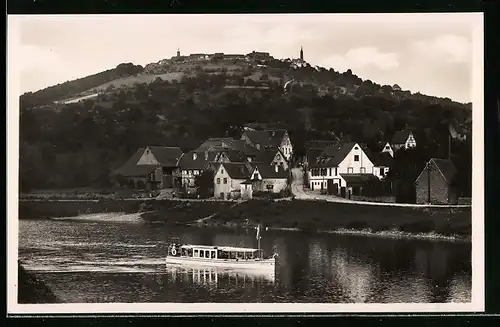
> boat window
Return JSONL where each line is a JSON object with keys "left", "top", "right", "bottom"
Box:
{"left": 194, "top": 249, "right": 199, "bottom": 257}
{"left": 205, "top": 250, "right": 210, "bottom": 258}
{"left": 211, "top": 251, "right": 216, "bottom": 259}
{"left": 230, "top": 252, "right": 236, "bottom": 259}
{"left": 237, "top": 252, "right": 244, "bottom": 258}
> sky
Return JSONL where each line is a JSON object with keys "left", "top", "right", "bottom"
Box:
{"left": 9, "top": 13, "right": 482, "bottom": 103}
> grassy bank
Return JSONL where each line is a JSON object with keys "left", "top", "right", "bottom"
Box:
{"left": 19, "top": 198, "right": 471, "bottom": 240}
{"left": 18, "top": 262, "right": 59, "bottom": 304}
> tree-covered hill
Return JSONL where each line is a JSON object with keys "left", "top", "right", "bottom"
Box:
{"left": 19, "top": 56, "right": 472, "bottom": 195}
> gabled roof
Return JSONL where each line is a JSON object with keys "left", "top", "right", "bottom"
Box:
{"left": 252, "top": 163, "right": 289, "bottom": 179}
{"left": 414, "top": 158, "right": 458, "bottom": 185}
{"left": 367, "top": 152, "right": 393, "bottom": 167}
{"left": 254, "top": 148, "right": 284, "bottom": 166}
{"left": 177, "top": 151, "right": 218, "bottom": 170}
{"left": 226, "top": 139, "right": 260, "bottom": 156}
{"left": 215, "top": 149, "right": 247, "bottom": 163}
{"left": 147, "top": 146, "right": 183, "bottom": 167}
{"left": 196, "top": 138, "right": 234, "bottom": 150}
{"left": 304, "top": 140, "right": 339, "bottom": 151}
{"left": 310, "top": 142, "right": 356, "bottom": 168}
{"left": 220, "top": 162, "right": 253, "bottom": 180}
{"left": 431, "top": 158, "right": 458, "bottom": 184}
{"left": 391, "top": 129, "right": 413, "bottom": 144}
{"left": 112, "top": 146, "right": 181, "bottom": 177}
{"left": 241, "top": 129, "right": 287, "bottom": 148}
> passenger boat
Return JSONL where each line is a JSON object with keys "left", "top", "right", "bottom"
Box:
{"left": 165, "top": 225, "right": 276, "bottom": 270}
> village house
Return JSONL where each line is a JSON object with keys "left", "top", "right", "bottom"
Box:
{"left": 240, "top": 129, "right": 293, "bottom": 161}
{"left": 303, "top": 140, "right": 339, "bottom": 169}
{"left": 213, "top": 162, "right": 253, "bottom": 200}
{"left": 246, "top": 163, "right": 289, "bottom": 194}
{"left": 307, "top": 142, "right": 391, "bottom": 196}
{"left": 391, "top": 129, "right": 417, "bottom": 151}
{"left": 414, "top": 158, "right": 458, "bottom": 205}
{"left": 112, "top": 146, "right": 183, "bottom": 190}
{"left": 175, "top": 150, "right": 218, "bottom": 190}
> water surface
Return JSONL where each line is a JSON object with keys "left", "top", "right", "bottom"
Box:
{"left": 18, "top": 213, "right": 471, "bottom": 303}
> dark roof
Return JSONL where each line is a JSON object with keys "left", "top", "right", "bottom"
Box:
{"left": 391, "top": 129, "right": 413, "bottom": 144}
{"left": 221, "top": 162, "right": 253, "bottom": 179}
{"left": 431, "top": 158, "right": 458, "bottom": 184}
{"left": 227, "top": 140, "right": 259, "bottom": 156}
{"left": 367, "top": 152, "right": 393, "bottom": 167}
{"left": 216, "top": 149, "right": 247, "bottom": 163}
{"left": 304, "top": 140, "right": 339, "bottom": 151}
{"left": 112, "top": 146, "right": 181, "bottom": 177}
{"left": 196, "top": 138, "right": 234, "bottom": 150}
{"left": 148, "top": 146, "right": 183, "bottom": 167}
{"left": 252, "top": 163, "right": 289, "bottom": 179}
{"left": 340, "top": 173, "right": 381, "bottom": 186}
{"left": 254, "top": 149, "right": 283, "bottom": 166}
{"left": 241, "top": 129, "right": 287, "bottom": 148}
{"left": 177, "top": 151, "right": 218, "bottom": 170}
{"left": 310, "top": 142, "right": 356, "bottom": 168}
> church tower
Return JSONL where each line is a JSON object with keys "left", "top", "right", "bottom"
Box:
{"left": 300, "top": 46, "right": 304, "bottom": 61}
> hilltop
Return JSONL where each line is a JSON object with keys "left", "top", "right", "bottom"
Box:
{"left": 19, "top": 50, "right": 472, "bottom": 192}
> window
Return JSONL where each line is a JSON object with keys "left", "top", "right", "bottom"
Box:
{"left": 354, "top": 155, "right": 359, "bottom": 162}
{"left": 329, "top": 168, "right": 332, "bottom": 176}
{"left": 277, "top": 154, "right": 281, "bottom": 159}
{"left": 360, "top": 167, "right": 366, "bottom": 173}
{"left": 348, "top": 167, "right": 354, "bottom": 173}
{"left": 379, "top": 169, "right": 384, "bottom": 176}
{"left": 223, "top": 178, "right": 228, "bottom": 184}
{"left": 385, "top": 145, "right": 390, "bottom": 149}
{"left": 220, "top": 168, "right": 224, "bottom": 174}
{"left": 205, "top": 250, "right": 210, "bottom": 258}
{"left": 182, "top": 170, "right": 187, "bottom": 175}
{"left": 220, "top": 192, "right": 224, "bottom": 199}
{"left": 253, "top": 173, "right": 259, "bottom": 180}
{"left": 211, "top": 251, "right": 216, "bottom": 259}
{"left": 194, "top": 170, "right": 199, "bottom": 175}
{"left": 335, "top": 167, "right": 338, "bottom": 176}
{"left": 354, "top": 146, "right": 359, "bottom": 150}
{"left": 194, "top": 249, "right": 199, "bottom": 257}
{"left": 217, "top": 178, "right": 221, "bottom": 184}
{"left": 188, "top": 170, "right": 192, "bottom": 175}
{"left": 266, "top": 184, "right": 274, "bottom": 190}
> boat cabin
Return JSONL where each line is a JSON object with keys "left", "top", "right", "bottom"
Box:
{"left": 173, "top": 244, "right": 263, "bottom": 260}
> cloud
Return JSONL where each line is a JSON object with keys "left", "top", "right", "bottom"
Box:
{"left": 411, "top": 34, "right": 471, "bottom": 64}
{"left": 318, "top": 47, "right": 400, "bottom": 73}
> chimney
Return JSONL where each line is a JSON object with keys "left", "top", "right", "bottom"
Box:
{"left": 193, "top": 153, "right": 197, "bottom": 160}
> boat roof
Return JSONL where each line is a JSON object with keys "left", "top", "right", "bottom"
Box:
{"left": 179, "top": 244, "right": 260, "bottom": 252}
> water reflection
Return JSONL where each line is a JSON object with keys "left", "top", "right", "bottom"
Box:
{"left": 18, "top": 219, "right": 471, "bottom": 303}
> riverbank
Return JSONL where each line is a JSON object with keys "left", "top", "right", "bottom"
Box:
{"left": 18, "top": 261, "right": 59, "bottom": 303}
{"left": 19, "top": 198, "right": 472, "bottom": 242}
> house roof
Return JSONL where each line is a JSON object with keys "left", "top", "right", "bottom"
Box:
{"left": 216, "top": 149, "right": 247, "bottom": 163}
{"left": 304, "top": 140, "right": 339, "bottom": 151}
{"left": 148, "top": 146, "right": 183, "bottom": 167}
{"left": 367, "top": 152, "right": 393, "bottom": 167}
{"left": 177, "top": 151, "right": 218, "bottom": 170}
{"left": 431, "top": 158, "right": 458, "bottom": 184}
{"left": 339, "top": 173, "right": 381, "bottom": 186}
{"left": 254, "top": 148, "right": 283, "bottom": 166}
{"left": 241, "top": 129, "right": 287, "bottom": 148}
{"left": 226, "top": 139, "right": 260, "bottom": 156}
{"left": 310, "top": 142, "right": 356, "bottom": 168}
{"left": 253, "top": 163, "right": 289, "bottom": 179}
{"left": 196, "top": 138, "right": 235, "bottom": 150}
{"left": 221, "top": 162, "right": 253, "bottom": 179}
{"left": 391, "top": 129, "right": 413, "bottom": 144}
{"left": 306, "top": 148, "right": 324, "bottom": 164}
{"left": 112, "top": 146, "right": 181, "bottom": 177}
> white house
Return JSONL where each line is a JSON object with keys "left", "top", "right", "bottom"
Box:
{"left": 381, "top": 142, "right": 394, "bottom": 157}
{"left": 213, "top": 162, "right": 253, "bottom": 200}
{"left": 247, "top": 163, "right": 289, "bottom": 194}
{"left": 307, "top": 142, "right": 390, "bottom": 191}
{"left": 391, "top": 129, "right": 417, "bottom": 151}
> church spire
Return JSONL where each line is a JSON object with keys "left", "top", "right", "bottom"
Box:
{"left": 300, "top": 46, "right": 304, "bottom": 61}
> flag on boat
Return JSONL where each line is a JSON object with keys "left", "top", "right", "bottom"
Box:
{"left": 256, "top": 224, "right": 261, "bottom": 240}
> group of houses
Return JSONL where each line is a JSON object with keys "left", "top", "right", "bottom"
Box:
{"left": 111, "top": 127, "right": 293, "bottom": 200}
{"left": 112, "top": 126, "right": 463, "bottom": 205}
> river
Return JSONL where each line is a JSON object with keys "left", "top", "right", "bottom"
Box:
{"left": 18, "top": 213, "right": 471, "bottom": 303}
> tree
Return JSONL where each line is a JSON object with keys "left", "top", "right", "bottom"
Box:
{"left": 194, "top": 170, "right": 215, "bottom": 197}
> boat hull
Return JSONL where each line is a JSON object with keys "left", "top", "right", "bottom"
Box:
{"left": 165, "top": 256, "right": 276, "bottom": 270}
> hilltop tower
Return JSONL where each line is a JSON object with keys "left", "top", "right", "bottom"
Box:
{"left": 300, "top": 46, "right": 304, "bottom": 61}
{"left": 177, "top": 47, "right": 180, "bottom": 57}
